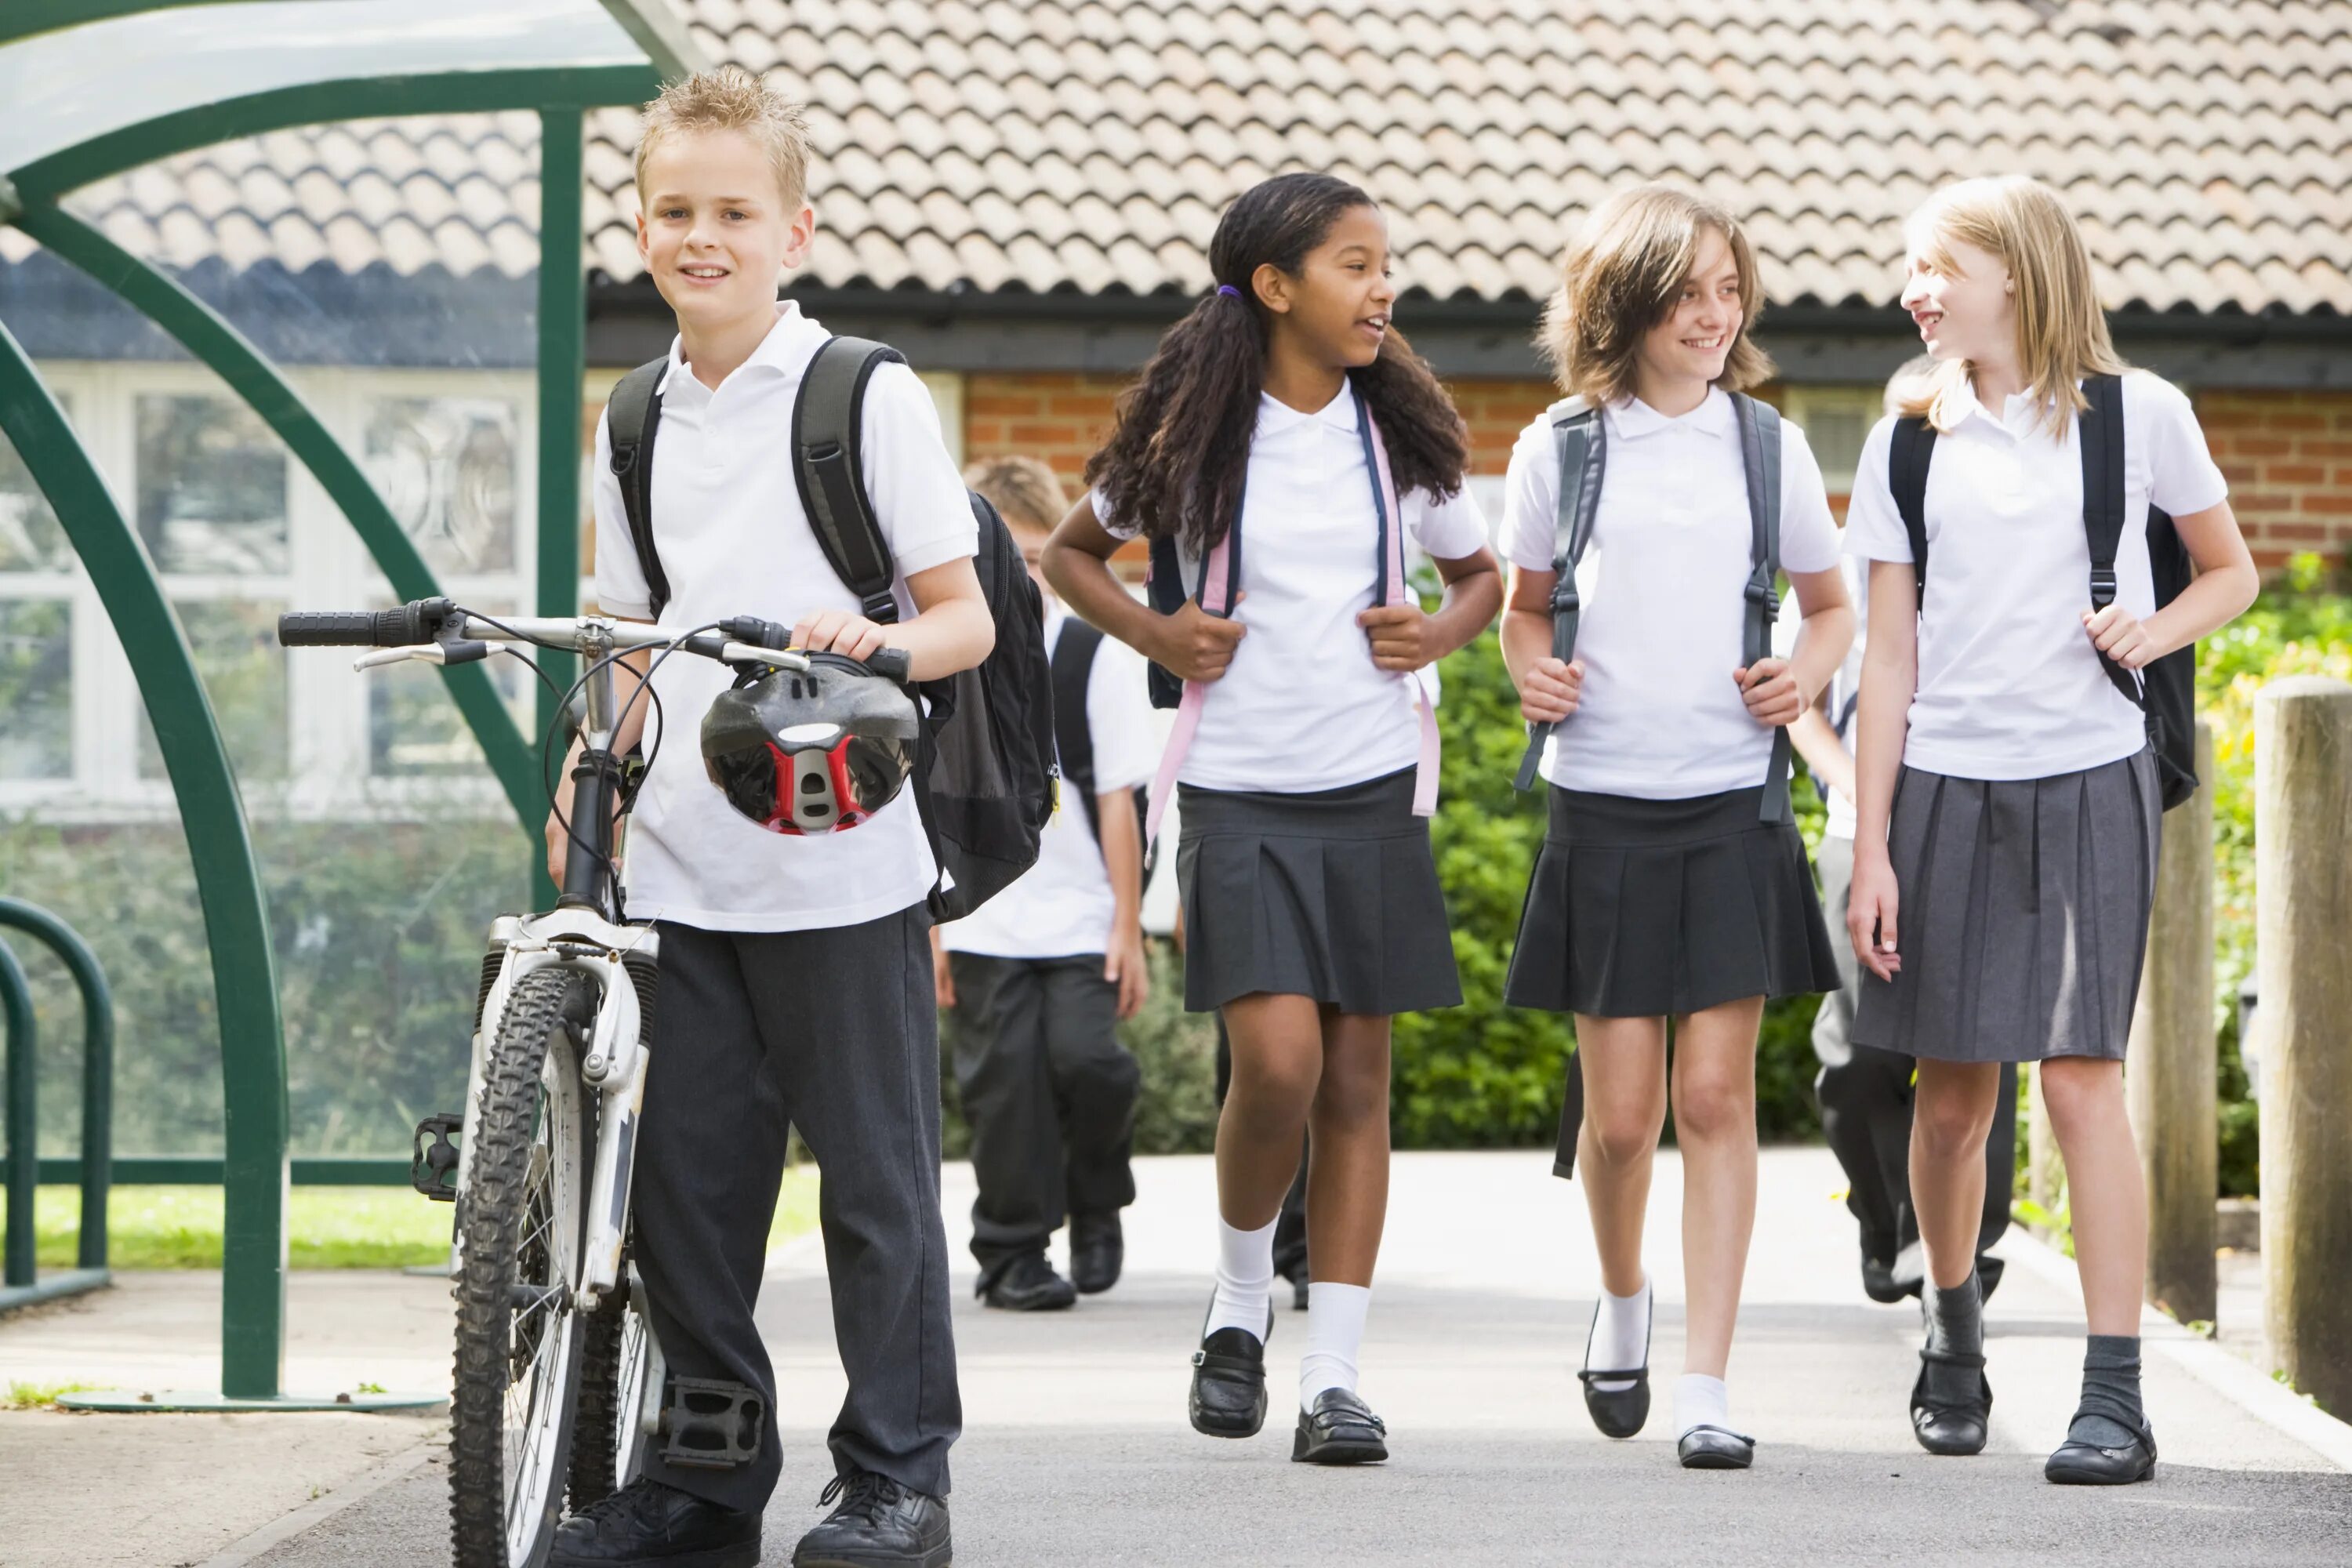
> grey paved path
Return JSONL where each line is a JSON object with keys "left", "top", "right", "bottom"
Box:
{"left": 249, "top": 1149, "right": 2351, "bottom": 1567}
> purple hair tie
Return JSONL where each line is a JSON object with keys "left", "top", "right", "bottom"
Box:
{"left": 1217, "top": 284, "right": 1241, "bottom": 299}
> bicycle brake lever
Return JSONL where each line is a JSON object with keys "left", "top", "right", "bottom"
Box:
{"left": 353, "top": 641, "right": 488, "bottom": 671}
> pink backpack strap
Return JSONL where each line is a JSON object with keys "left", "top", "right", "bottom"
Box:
{"left": 1364, "top": 411, "right": 1442, "bottom": 818}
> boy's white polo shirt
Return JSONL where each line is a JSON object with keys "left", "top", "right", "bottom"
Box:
{"left": 592, "top": 303, "right": 977, "bottom": 932}
{"left": 1842, "top": 370, "right": 2227, "bottom": 782}
{"left": 939, "top": 607, "right": 1159, "bottom": 960}
{"left": 1498, "top": 389, "right": 1842, "bottom": 800}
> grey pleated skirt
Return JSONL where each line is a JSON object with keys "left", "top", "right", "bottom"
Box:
{"left": 1504, "top": 782, "right": 1842, "bottom": 1018}
{"left": 1852, "top": 749, "right": 2160, "bottom": 1064}
{"left": 1176, "top": 768, "right": 1461, "bottom": 1015}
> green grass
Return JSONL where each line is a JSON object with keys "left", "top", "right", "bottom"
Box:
{"left": 6, "top": 1380, "right": 102, "bottom": 1410}
{"left": 24, "top": 1167, "right": 823, "bottom": 1270}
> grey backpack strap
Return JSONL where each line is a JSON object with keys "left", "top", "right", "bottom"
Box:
{"left": 1733, "top": 393, "right": 1792, "bottom": 824}
{"left": 604, "top": 358, "right": 671, "bottom": 619}
{"left": 791, "top": 335, "right": 908, "bottom": 625}
{"left": 1512, "top": 404, "right": 1606, "bottom": 792}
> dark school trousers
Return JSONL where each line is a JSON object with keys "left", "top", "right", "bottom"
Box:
{"left": 633, "top": 908, "right": 960, "bottom": 1511}
{"left": 1213, "top": 1014, "right": 1309, "bottom": 1285}
{"left": 946, "top": 952, "right": 1141, "bottom": 1283}
{"left": 1813, "top": 833, "right": 2015, "bottom": 1279}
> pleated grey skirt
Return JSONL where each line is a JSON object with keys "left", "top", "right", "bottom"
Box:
{"left": 1851, "top": 749, "right": 2160, "bottom": 1064}
{"left": 1504, "top": 783, "right": 1842, "bottom": 1019}
{"left": 1176, "top": 768, "right": 1461, "bottom": 1016}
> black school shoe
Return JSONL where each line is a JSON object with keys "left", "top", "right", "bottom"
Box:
{"left": 1069, "top": 1212, "right": 1123, "bottom": 1295}
{"left": 1676, "top": 1425, "right": 1755, "bottom": 1470}
{"left": 792, "top": 1469, "right": 951, "bottom": 1568}
{"left": 979, "top": 1250, "right": 1077, "bottom": 1312}
{"left": 550, "top": 1477, "right": 760, "bottom": 1568}
{"left": 2045, "top": 1421, "right": 2158, "bottom": 1486}
{"left": 1861, "top": 1248, "right": 1907, "bottom": 1305}
{"left": 1189, "top": 1300, "right": 1273, "bottom": 1438}
{"left": 1576, "top": 1294, "right": 1652, "bottom": 1439}
{"left": 1911, "top": 1345, "right": 1993, "bottom": 1457}
{"left": 1292, "top": 1388, "right": 1389, "bottom": 1465}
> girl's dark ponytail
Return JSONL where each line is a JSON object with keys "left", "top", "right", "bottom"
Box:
{"left": 1087, "top": 172, "right": 1468, "bottom": 553}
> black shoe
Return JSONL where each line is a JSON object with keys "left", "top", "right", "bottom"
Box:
{"left": 1975, "top": 1254, "right": 2006, "bottom": 1305}
{"left": 980, "top": 1250, "right": 1076, "bottom": 1312}
{"left": 1291, "top": 1388, "right": 1388, "bottom": 1465}
{"left": 1911, "top": 1346, "right": 1993, "bottom": 1457}
{"left": 1189, "top": 1300, "right": 1272, "bottom": 1438}
{"left": 1285, "top": 1272, "right": 1310, "bottom": 1312}
{"left": 1677, "top": 1425, "right": 1755, "bottom": 1469}
{"left": 1576, "top": 1293, "right": 1651, "bottom": 1440}
{"left": 2045, "top": 1420, "right": 2157, "bottom": 1486}
{"left": 551, "top": 1477, "right": 760, "bottom": 1568}
{"left": 1069, "top": 1212, "right": 1123, "bottom": 1295}
{"left": 792, "top": 1469, "right": 951, "bottom": 1568}
{"left": 1861, "top": 1250, "right": 1906, "bottom": 1305}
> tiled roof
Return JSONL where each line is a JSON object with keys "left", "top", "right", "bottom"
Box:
{"left": 13, "top": 1, "right": 2352, "bottom": 315}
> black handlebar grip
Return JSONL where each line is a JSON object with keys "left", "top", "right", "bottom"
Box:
{"left": 866, "top": 647, "right": 913, "bottom": 684}
{"left": 277, "top": 611, "right": 381, "bottom": 647}
{"left": 719, "top": 615, "right": 796, "bottom": 652}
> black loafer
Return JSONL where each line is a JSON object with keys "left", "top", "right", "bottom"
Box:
{"left": 551, "top": 1477, "right": 760, "bottom": 1567}
{"left": 1189, "top": 1301, "right": 1272, "bottom": 1438}
{"left": 1862, "top": 1250, "right": 1907, "bottom": 1305}
{"left": 1910, "top": 1347, "right": 1992, "bottom": 1457}
{"left": 1576, "top": 1293, "right": 1651, "bottom": 1439}
{"left": 2045, "top": 1421, "right": 2157, "bottom": 1486}
{"left": 1677, "top": 1425, "right": 1755, "bottom": 1470}
{"left": 792, "top": 1468, "right": 950, "bottom": 1568}
{"left": 1292, "top": 1388, "right": 1388, "bottom": 1465}
{"left": 980, "top": 1250, "right": 1077, "bottom": 1312}
{"left": 1069, "top": 1212, "right": 1123, "bottom": 1295}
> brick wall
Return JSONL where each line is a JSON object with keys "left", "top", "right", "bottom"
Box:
{"left": 2194, "top": 390, "right": 2352, "bottom": 570}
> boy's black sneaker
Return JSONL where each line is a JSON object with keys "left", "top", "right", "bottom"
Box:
{"left": 1069, "top": 1212, "right": 1123, "bottom": 1294}
{"left": 550, "top": 1477, "right": 760, "bottom": 1567}
{"left": 792, "top": 1469, "right": 951, "bottom": 1568}
{"left": 981, "top": 1250, "right": 1077, "bottom": 1312}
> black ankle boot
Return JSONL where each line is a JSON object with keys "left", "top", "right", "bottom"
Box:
{"left": 551, "top": 1477, "right": 760, "bottom": 1567}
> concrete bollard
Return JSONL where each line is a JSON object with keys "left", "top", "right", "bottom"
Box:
{"left": 2127, "top": 721, "right": 2217, "bottom": 1324}
{"left": 2254, "top": 677, "right": 2352, "bottom": 1416}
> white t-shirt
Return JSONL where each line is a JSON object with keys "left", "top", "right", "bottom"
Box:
{"left": 592, "top": 303, "right": 978, "bottom": 932}
{"left": 1498, "top": 390, "right": 1842, "bottom": 799}
{"left": 1776, "top": 549, "right": 1867, "bottom": 840}
{"left": 1095, "top": 387, "right": 1489, "bottom": 793}
{"left": 941, "top": 609, "right": 1158, "bottom": 959}
{"left": 1842, "top": 370, "right": 2228, "bottom": 782}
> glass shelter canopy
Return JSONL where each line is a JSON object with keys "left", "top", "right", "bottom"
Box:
{"left": 0, "top": 0, "right": 702, "bottom": 1404}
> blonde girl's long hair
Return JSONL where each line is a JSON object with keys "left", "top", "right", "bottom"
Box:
{"left": 1899, "top": 176, "right": 2126, "bottom": 438}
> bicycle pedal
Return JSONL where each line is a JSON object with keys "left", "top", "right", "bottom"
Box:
{"left": 410, "top": 1113, "right": 461, "bottom": 1201}
{"left": 660, "top": 1376, "right": 764, "bottom": 1469}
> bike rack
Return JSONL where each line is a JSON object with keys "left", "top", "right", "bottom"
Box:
{"left": 0, "top": 898, "right": 113, "bottom": 1312}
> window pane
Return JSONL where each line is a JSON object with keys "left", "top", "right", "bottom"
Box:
{"left": 364, "top": 397, "right": 519, "bottom": 575}
{"left": 136, "top": 600, "right": 289, "bottom": 781}
{"left": 135, "top": 395, "right": 289, "bottom": 575}
{"left": 368, "top": 599, "right": 529, "bottom": 776}
{"left": 0, "top": 405, "right": 74, "bottom": 572}
{"left": 0, "top": 599, "right": 72, "bottom": 779}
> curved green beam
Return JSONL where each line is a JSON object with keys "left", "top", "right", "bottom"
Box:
{"left": 7, "top": 65, "right": 659, "bottom": 205}
{"left": 0, "top": 898, "right": 116, "bottom": 1272}
{"left": 13, "top": 204, "right": 542, "bottom": 830}
{"left": 0, "top": 321, "right": 289, "bottom": 1396}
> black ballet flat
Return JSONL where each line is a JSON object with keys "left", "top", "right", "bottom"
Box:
{"left": 1576, "top": 1293, "right": 1652, "bottom": 1439}
{"left": 2045, "top": 1421, "right": 2157, "bottom": 1486}
{"left": 1189, "top": 1299, "right": 1272, "bottom": 1439}
{"left": 1910, "top": 1346, "right": 1993, "bottom": 1457}
{"left": 1676, "top": 1425, "right": 1755, "bottom": 1470}
{"left": 1291, "top": 1388, "right": 1388, "bottom": 1465}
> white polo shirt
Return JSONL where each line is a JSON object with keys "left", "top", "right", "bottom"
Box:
{"left": 1498, "top": 389, "right": 1842, "bottom": 799}
{"left": 1842, "top": 370, "right": 2228, "bottom": 782}
{"left": 592, "top": 303, "right": 978, "bottom": 932}
{"left": 1095, "top": 386, "right": 1490, "bottom": 793}
{"left": 940, "top": 608, "right": 1159, "bottom": 959}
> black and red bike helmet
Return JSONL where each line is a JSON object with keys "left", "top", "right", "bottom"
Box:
{"left": 700, "top": 652, "right": 920, "bottom": 834}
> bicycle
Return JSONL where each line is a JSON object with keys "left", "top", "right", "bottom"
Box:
{"left": 278, "top": 597, "right": 908, "bottom": 1567}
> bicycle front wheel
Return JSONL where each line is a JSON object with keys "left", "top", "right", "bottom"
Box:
{"left": 449, "top": 967, "right": 595, "bottom": 1568}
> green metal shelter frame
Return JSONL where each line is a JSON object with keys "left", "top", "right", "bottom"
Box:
{"left": 0, "top": 0, "right": 705, "bottom": 1404}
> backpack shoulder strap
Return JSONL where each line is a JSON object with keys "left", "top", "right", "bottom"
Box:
{"left": 792, "top": 335, "right": 908, "bottom": 626}
{"left": 605, "top": 357, "right": 672, "bottom": 619}
{"left": 1733, "top": 393, "right": 1793, "bottom": 824}
{"left": 2080, "top": 373, "right": 2144, "bottom": 710}
{"left": 1050, "top": 618, "right": 1106, "bottom": 844}
{"left": 1889, "top": 415, "right": 1936, "bottom": 611}
{"left": 1511, "top": 399, "right": 1606, "bottom": 792}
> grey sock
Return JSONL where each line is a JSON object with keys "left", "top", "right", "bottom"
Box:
{"left": 1922, "top": 1271, "right": 1984, "bottom": 1359}
{"left": 2068, "top": 1334, "right": 2144, "bottom": 1448}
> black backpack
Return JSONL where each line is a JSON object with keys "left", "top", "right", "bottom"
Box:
{"left": 1889, "top": 372, "right": 2198, "bottom": 810}
{"left": 1049, "top": 619, "right": 1156, "bottom": 879}
{"left": 604, "top": 336, "right": 1058, "bottom": 919}
{"left": 1511, "top": 391, "right": 1795, "bottom": 823}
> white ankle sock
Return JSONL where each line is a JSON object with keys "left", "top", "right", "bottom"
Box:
{"left": 1585, "top": 1276, "right": 1651, "bottom": 1394}
{"left": 1205, "top": 1216, "right": 1276, "bottom": 1341}
{"left": 1673, "top": 1373, "right": 1730, "bottom": 1439}
{"left": 1299, "top": 1282, "right": 1371, "bottom": 1409}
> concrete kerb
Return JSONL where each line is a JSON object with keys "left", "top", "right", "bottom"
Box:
{"left": 197, "top": 1443, "right": 440, "bottom": 1568}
